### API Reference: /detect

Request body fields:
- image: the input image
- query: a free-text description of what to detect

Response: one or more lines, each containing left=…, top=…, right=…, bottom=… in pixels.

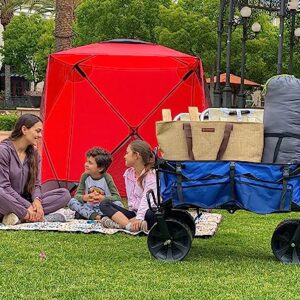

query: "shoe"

left=125, top=220, right=148, bottom=232
left=140, top=220, right=148, bottom=232
left=44, top=212, right=67, bottom=222
left=101, top=216, right=124, bottom=229
left=2, top=213, right=20, bottom=226
left=75, top=212, right=86, bottom=220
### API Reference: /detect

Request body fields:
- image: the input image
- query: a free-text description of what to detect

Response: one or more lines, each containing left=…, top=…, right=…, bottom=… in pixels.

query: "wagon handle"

left=146, top=189, right=158, bottom=212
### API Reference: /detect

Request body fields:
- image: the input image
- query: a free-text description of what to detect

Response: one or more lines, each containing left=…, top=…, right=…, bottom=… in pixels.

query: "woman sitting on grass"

left=0, top=114, right=71, bottom=225
left=100, top=139, right=156, bottom=232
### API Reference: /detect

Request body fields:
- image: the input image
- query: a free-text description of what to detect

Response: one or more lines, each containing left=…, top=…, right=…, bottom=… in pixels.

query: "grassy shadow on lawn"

left=0, top=210, right=300, bottom=300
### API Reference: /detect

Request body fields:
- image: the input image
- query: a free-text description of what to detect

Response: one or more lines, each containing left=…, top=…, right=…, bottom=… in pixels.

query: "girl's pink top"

left=123, top=167, right=157, bottom=220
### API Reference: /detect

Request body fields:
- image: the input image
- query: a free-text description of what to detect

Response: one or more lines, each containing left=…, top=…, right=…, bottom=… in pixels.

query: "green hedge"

left=0, top=114, right=18, bottom=130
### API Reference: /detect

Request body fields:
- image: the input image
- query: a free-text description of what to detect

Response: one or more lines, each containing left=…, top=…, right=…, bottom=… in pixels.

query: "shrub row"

left=0, top=114, right=18, bottom=130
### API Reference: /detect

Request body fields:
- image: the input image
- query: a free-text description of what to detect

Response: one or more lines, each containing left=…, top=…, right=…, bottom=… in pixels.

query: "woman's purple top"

left=0, top=139, right=42, bottom=207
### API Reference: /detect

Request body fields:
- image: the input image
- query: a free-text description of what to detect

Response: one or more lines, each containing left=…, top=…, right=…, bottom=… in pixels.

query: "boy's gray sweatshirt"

left=0, top=139, right=42, bottom=207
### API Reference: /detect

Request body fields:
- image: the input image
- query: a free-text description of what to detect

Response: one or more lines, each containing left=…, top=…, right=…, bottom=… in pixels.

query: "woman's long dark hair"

left=10, top=114, right=42, bottom=195
left=129, top=139, right=154, bottom=188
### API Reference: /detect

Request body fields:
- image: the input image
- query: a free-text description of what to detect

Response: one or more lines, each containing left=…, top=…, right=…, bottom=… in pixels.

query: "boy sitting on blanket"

left=68, top=147, right=123, bottom=221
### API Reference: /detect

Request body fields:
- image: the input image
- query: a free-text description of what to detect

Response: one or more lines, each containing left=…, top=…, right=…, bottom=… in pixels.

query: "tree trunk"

left=210, top=64, right=215, bottom=107
left=1, top=11, right=14, bottom=108
left=55, top=0, right=76, bottom=52
left=4, top=64, right=11, bottom=107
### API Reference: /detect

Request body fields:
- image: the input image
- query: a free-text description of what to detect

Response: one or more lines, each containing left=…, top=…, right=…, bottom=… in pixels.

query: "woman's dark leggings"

left=99, top=200, right=156, bottom=229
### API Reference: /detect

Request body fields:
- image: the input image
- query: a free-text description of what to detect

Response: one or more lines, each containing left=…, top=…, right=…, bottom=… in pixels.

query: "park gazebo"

left=207, top=73, right=261, bottom=107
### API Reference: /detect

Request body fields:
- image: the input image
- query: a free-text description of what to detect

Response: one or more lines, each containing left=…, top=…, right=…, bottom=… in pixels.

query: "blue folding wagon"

left=146, top=158, right=300, bottom=263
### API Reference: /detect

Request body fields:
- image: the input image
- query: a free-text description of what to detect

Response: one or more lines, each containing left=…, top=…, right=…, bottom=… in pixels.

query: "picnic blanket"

left=0, top=208, right=222, bottom=237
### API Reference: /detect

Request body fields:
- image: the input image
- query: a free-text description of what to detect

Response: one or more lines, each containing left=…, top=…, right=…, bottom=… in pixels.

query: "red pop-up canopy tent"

left=42, top=40, right=208, bottom=195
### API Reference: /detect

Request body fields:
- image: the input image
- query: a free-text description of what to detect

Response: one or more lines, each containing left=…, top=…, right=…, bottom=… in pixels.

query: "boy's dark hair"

left=86, top=147, right=112, bottom=173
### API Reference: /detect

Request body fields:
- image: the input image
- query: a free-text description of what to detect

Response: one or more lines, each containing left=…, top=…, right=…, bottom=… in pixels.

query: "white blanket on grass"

left=0, top=208, right=222, bottom=237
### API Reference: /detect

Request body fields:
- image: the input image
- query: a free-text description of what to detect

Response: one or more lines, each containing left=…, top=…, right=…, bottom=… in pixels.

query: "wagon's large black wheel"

left=147, top=218, right=192, bottom=261
left=271, top=219, right=300, bottom=264
left=165, top=209, right=196, bottom=238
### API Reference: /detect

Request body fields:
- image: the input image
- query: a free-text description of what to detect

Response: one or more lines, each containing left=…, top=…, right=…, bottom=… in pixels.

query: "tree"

left=0, top=0, right=55, bottom=104
left=228, top=13, right=280, bottom=84
left=155, top=1, right=217, bottom=76
left=55, top=0, right=80, bottom=51
left=72, top=0, right=297, bottom=85
left=27, top=0, right=55, bottom=14
left=1, top=14, right=55, bottom=89
left=74, top=0, right=217, bottom=76
left=74, top=0, right=171, bottom=46
left=0, top=0, right=24, bottom=104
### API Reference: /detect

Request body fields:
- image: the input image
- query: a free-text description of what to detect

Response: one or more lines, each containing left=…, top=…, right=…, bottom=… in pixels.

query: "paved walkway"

left=0, top=131, right=10, bottom=142
left=0, top=131, right=42, bottom=151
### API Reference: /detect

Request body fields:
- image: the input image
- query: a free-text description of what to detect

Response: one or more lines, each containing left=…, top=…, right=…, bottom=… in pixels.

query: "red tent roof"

left=57, top=41, right=195, bottom=57
left=206, top=73, right=260, bottom=86
left=42, top=41, right=208, bottom=195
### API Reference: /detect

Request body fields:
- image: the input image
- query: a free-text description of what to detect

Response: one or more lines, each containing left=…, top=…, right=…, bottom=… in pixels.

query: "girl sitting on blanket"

left=0, top=114, right=71, bottom=225
left=99, top=139, right=156, bottom=232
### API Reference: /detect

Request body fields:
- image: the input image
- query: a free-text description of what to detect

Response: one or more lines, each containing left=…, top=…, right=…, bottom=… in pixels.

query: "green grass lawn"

left=0, top=210, right=300, bottom=300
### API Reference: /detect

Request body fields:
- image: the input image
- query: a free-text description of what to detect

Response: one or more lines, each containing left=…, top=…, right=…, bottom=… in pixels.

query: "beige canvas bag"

left=156, top=121, right=194, bottom=160
left=201, top=108, right=264, bottom=123
left=156, top=107, right=264, bottom=162
left=156, top=108, right=198, bottom=160
left=191, top=121, right=264, bottom=162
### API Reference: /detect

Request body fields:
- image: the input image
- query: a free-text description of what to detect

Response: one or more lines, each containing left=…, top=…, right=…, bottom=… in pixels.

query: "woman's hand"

left=32, top=198, right=44, bottom=221
left=24, top=205, right=38, bottom=222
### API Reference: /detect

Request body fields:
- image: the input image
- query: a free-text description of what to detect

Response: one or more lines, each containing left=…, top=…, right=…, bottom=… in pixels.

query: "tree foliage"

left=1, top=14, right=55, bottom=88
left=0, top=0, right=56, bottom=102
left=74, top=0, right=172, bottom=45
left=0, top=0, right=54, bottom=27
left=73, top=0, right=300, bottom=84
left=155, top=1, right=217, bottom=74
left=27, top=0, right=55, bottom=15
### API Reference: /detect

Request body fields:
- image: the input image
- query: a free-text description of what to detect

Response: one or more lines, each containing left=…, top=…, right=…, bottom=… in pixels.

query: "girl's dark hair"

left=129, top=139, right=154, bottom=187
left=86, top=147, right=112, bottom=173
left=10, top=114, right=43, bottom=195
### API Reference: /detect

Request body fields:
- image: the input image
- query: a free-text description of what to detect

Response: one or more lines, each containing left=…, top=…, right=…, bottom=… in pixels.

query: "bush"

left=0, top=114, right=18, bottom=130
